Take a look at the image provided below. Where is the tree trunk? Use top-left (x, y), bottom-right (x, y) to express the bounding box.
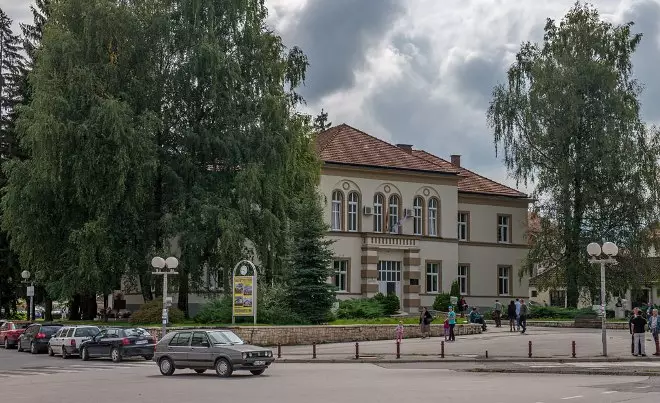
top-left (44, 297), bottom-right (53, 321)
top-left (81, 295), bottom-right (96, 320)
top-left (177, 269), bottom-right (189, 318)
top-left (103, 293), bottom-right (108, 322)
top-left (140, 272), bottom-right (153, 301)
top-left (70, 294), bottom-right (81, 320)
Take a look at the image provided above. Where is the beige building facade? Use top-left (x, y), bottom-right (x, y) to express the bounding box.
top-left (318, 124), bottom-right (532, 312)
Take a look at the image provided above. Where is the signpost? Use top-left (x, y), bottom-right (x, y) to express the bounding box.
top-left (232, 260), bottom-right (257, 325)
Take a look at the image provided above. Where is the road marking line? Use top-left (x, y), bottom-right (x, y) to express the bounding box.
top-left (561, 396), bottom-right (583, 400)
top-left (602, 391), bottom-right (616, 394)
top-left (635, 385), bottom-right (651, 389)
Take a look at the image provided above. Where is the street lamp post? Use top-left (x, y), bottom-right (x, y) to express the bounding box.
top-left (20, 271), bottom-right (34, 321)
top-left (151, 256), bottom-right (179, 339)
top-left (587, 241), bottom-right (619, 357)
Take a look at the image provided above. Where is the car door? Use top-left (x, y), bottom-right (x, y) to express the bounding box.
top-left (22, 325), bottom-right (37, 349)
top-left (189, 332), bottom-right (212, 368)
top-left (166, 331), bottom-right (192, 367)
top-left (50, 328), bottom-right (63, 349)
top-left (98, 329), bottom-right (120, 356)
top-left (87, 329), bottom-right (107, 355)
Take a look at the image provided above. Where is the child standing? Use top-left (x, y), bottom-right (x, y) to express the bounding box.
top-left (396, 321), bottom-right (404, 343)
top-left (443, 319), bottom-right (450, 341)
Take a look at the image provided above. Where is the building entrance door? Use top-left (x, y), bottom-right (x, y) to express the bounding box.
top-left (377, 261), bottom-right (402, 305)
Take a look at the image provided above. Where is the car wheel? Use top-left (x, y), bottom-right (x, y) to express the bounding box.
top-left (194, 369), bottom-right (206, 374)
top-left (81, 347), bottom-right (90, 361)
top-left (47, 346), bottom-right (54, 356)
top-left (159, 358), bottom-right (175, 376)
top-left (110, 347), bottom-right (122, 363)
top-left (30, 342), bottom-right (38, 355)
top-left (214, 358), bottom-right (233, 378)
top-left (61, 347), bottom-right (69, 359)
top-left (250, 369), bottom-right (266, 376)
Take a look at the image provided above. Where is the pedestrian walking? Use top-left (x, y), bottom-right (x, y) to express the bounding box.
top-left (447, 306), bottom-right (456, 342)
top-left (493, 299), bottom-right (502, 328)
top-left (507, 300), bottom-right (516, 332)
top-left (631, 309), bottom-right (647, 356)
top-left (519, 299), bottom-right (528, 334)
top-left (515, 298), bottom-right (521, 331)
top-left (419, 307), bottom-right (432, 339)
top-left (650, 309), bottom-right (659, 356)
top-left (395, 320), bottom-right (404, 343)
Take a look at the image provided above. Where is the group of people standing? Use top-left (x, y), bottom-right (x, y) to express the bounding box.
top-left (629, 307), bottom-right (660, 356)
top-left (492, 298), bottom-right (528, 334)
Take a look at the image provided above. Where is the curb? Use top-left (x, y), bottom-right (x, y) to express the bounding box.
top-left (275, 357), bottom-right (660, 364)
top-left (464, 368), bottom-right (660, 377)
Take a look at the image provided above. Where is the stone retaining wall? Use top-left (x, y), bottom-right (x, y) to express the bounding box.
top-left (145, 324), bottom-right (482, 346)
top-left (527, 321), bottom-right (629, 330)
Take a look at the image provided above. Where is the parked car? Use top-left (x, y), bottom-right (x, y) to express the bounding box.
top-left (79, 327), bottom-right (156, 362)
top-left (48, 325), bottom-right (100, 358)
top-left (153, 329), bottom-right (274, 377)
top-left (0, 321), bottom-right (31, 349)
top-left (17, 323), bottom-right (64, 354)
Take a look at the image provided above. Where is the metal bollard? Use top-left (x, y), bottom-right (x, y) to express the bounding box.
top-left (312, 342), bottom-right (317, 359)
top-left (277, 343), bottom-right (281, 358)
top-left (396, 341), bottom-right (400, 359)
top-left (528, 340), bottom-right (532, 358)
top-left (485, 350), bottom-right (489, 359)
top-left (441, 341), bottom-right (445, 358)
top-left (355, 342), bottom-right (360, 359)
top-left (572, 341), bottom-right (576, 358)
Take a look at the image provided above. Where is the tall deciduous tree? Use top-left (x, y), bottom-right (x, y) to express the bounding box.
top-left (0, 8), bottom-right (24, 318)
top-left (2, 0), bottom-right (158, 319)
top-left (487, 2), bottom-right (660, 307)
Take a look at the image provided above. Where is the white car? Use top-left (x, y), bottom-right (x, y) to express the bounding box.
top-left (48, 325), bottom-right (100, 358)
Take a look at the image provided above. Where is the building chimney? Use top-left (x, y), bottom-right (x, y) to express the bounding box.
top-left (396, 144), bottom-right (413, 154)
top-left (450, 154), bottom-right (461, 167)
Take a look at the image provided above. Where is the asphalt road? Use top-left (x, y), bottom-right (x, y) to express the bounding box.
top-left (2, 348), bottom-right (660, 402)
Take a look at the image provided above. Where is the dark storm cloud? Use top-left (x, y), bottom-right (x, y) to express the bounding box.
top-left (285, 0), bottom-right (405, 103)
top-left (623, 0), bottom-right (660, 123)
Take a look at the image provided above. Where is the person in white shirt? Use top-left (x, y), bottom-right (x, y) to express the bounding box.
top-left (651, 309), bottom-right (660, 356)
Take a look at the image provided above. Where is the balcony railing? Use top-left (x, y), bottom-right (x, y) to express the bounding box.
top-left (363, 234), bottom-right (417, 248)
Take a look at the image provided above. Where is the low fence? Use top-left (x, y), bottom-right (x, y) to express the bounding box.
top-left (144, 323), bottom-right (483, 346)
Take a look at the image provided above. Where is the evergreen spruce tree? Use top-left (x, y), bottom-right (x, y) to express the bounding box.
top-left (313, 109), bottom-right (331, 132)
top-left (288, 189), bottom-right (335, 324)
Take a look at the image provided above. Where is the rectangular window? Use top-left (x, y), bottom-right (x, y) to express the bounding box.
top-left (497, 214), bottom-right (511, 243)
top-left (413, 200), bottom-right (423, 235)
top-left (457, 212), bottom-right (469, 241)
top-left (377, 261), bottom-right (402, 282)
top-left (347, 193), bottom-right (359, 232)
top-left (498, 266), bottom-right (510, 296)
top-left (531, 290), bottom-right (538, 298)
top-left (374, 197), bottom-right (383, 233)
top-left (331, 200), bottom-right (342, 231)
top-left (458, 264), bottom-right (469, 295)
top-left (426, 262), bottom-right (439, 293)
top-left (333, 260), bottom-right (348, 292)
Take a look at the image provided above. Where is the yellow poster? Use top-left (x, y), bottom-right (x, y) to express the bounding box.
top-left (233, 276), bottom-right (254, 316)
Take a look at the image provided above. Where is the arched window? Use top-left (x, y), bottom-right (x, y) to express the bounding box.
top-left (428, 198), bottom-right (438, 236)
top-left (331, 190), bottom-right (343, 231)
top-left (347, 192), bottom-right (360, 232)
top-left (413, 196), bottom-right (423, 235)
top-left (388, 194), bottom-right (400, 234)
top-left (373, 194), bottom-right (384, 233)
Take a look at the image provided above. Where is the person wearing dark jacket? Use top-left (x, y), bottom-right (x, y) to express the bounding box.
top-left (631, 309), bottom-right (648, 357)
top-left (419, 307), bottom-right (433, 339)
top-left (507, 301), bottom-right (517, 332)
top-left (629, 307), bottom-right (639, 355)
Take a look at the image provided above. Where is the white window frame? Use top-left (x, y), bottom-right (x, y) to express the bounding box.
top-left (457, 212), bottom-right (468, 241)
top-left (426, 262), bottom-right (439, 293)
top-left (413, 197), bottom-right (423, 235)
top-left (347, 192), bottom-right (359, 232)
top-left (498, 266), bottom-right (510, 296)
top-left (497, 214), bottom-right (510, 243)
top-left (377, 260), bottom-right (402, 282)
top-left (373, 194), bottom-right (383, 233)
top-left (428, 198), bottom-right (438, 236)
top-left (458, 265), bottom-right (468, 295)
top-left (388, 195), bottom-right (399, 234)
top-left (333, 260), bottom-right (348, 292)
top-left (331, 191), bottom-right (343, 231)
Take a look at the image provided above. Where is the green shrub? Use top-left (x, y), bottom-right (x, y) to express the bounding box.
top-left (130, 299), bottom-right (185, 324)
top-left (258, 283), bottom-right (307, 325)
top-left (373, 293), bottom-right (400, 315)
top-left (194, 296), bottom-right (233, 324)
top-left (336, 299), bottom-right (384, 319)
top-left (450, 280), bottom-right (460, 298)
top-left (433, 293), bottom-right (451, 312)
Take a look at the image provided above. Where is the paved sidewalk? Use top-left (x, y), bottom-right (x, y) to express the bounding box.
top-left (272, 325), bottom-right (660, 362)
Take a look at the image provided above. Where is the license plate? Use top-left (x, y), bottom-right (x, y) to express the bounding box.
top-left (136, 340), bottom-right (148, 345)
top-left (254, 361), bottom-right (265, 366)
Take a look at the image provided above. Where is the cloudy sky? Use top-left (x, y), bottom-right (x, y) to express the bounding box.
top-left (3, 0), bottom-right (660, 194)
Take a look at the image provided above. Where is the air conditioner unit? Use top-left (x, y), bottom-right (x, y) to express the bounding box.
top-left (363, 206), bottom-right (373, 215)
top-left (404, 208), bottom-right (414, 217)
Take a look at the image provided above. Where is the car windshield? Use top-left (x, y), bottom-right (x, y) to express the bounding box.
top-left (123, 328), bottom-right (151, 337)
top-left (41, 326), bottom-right (62, 335)
top-left (207, 330), bottom-right (244, 345)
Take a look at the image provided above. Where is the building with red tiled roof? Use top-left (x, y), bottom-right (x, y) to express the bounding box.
top-left (316, 124), bottom-right (532, 311)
